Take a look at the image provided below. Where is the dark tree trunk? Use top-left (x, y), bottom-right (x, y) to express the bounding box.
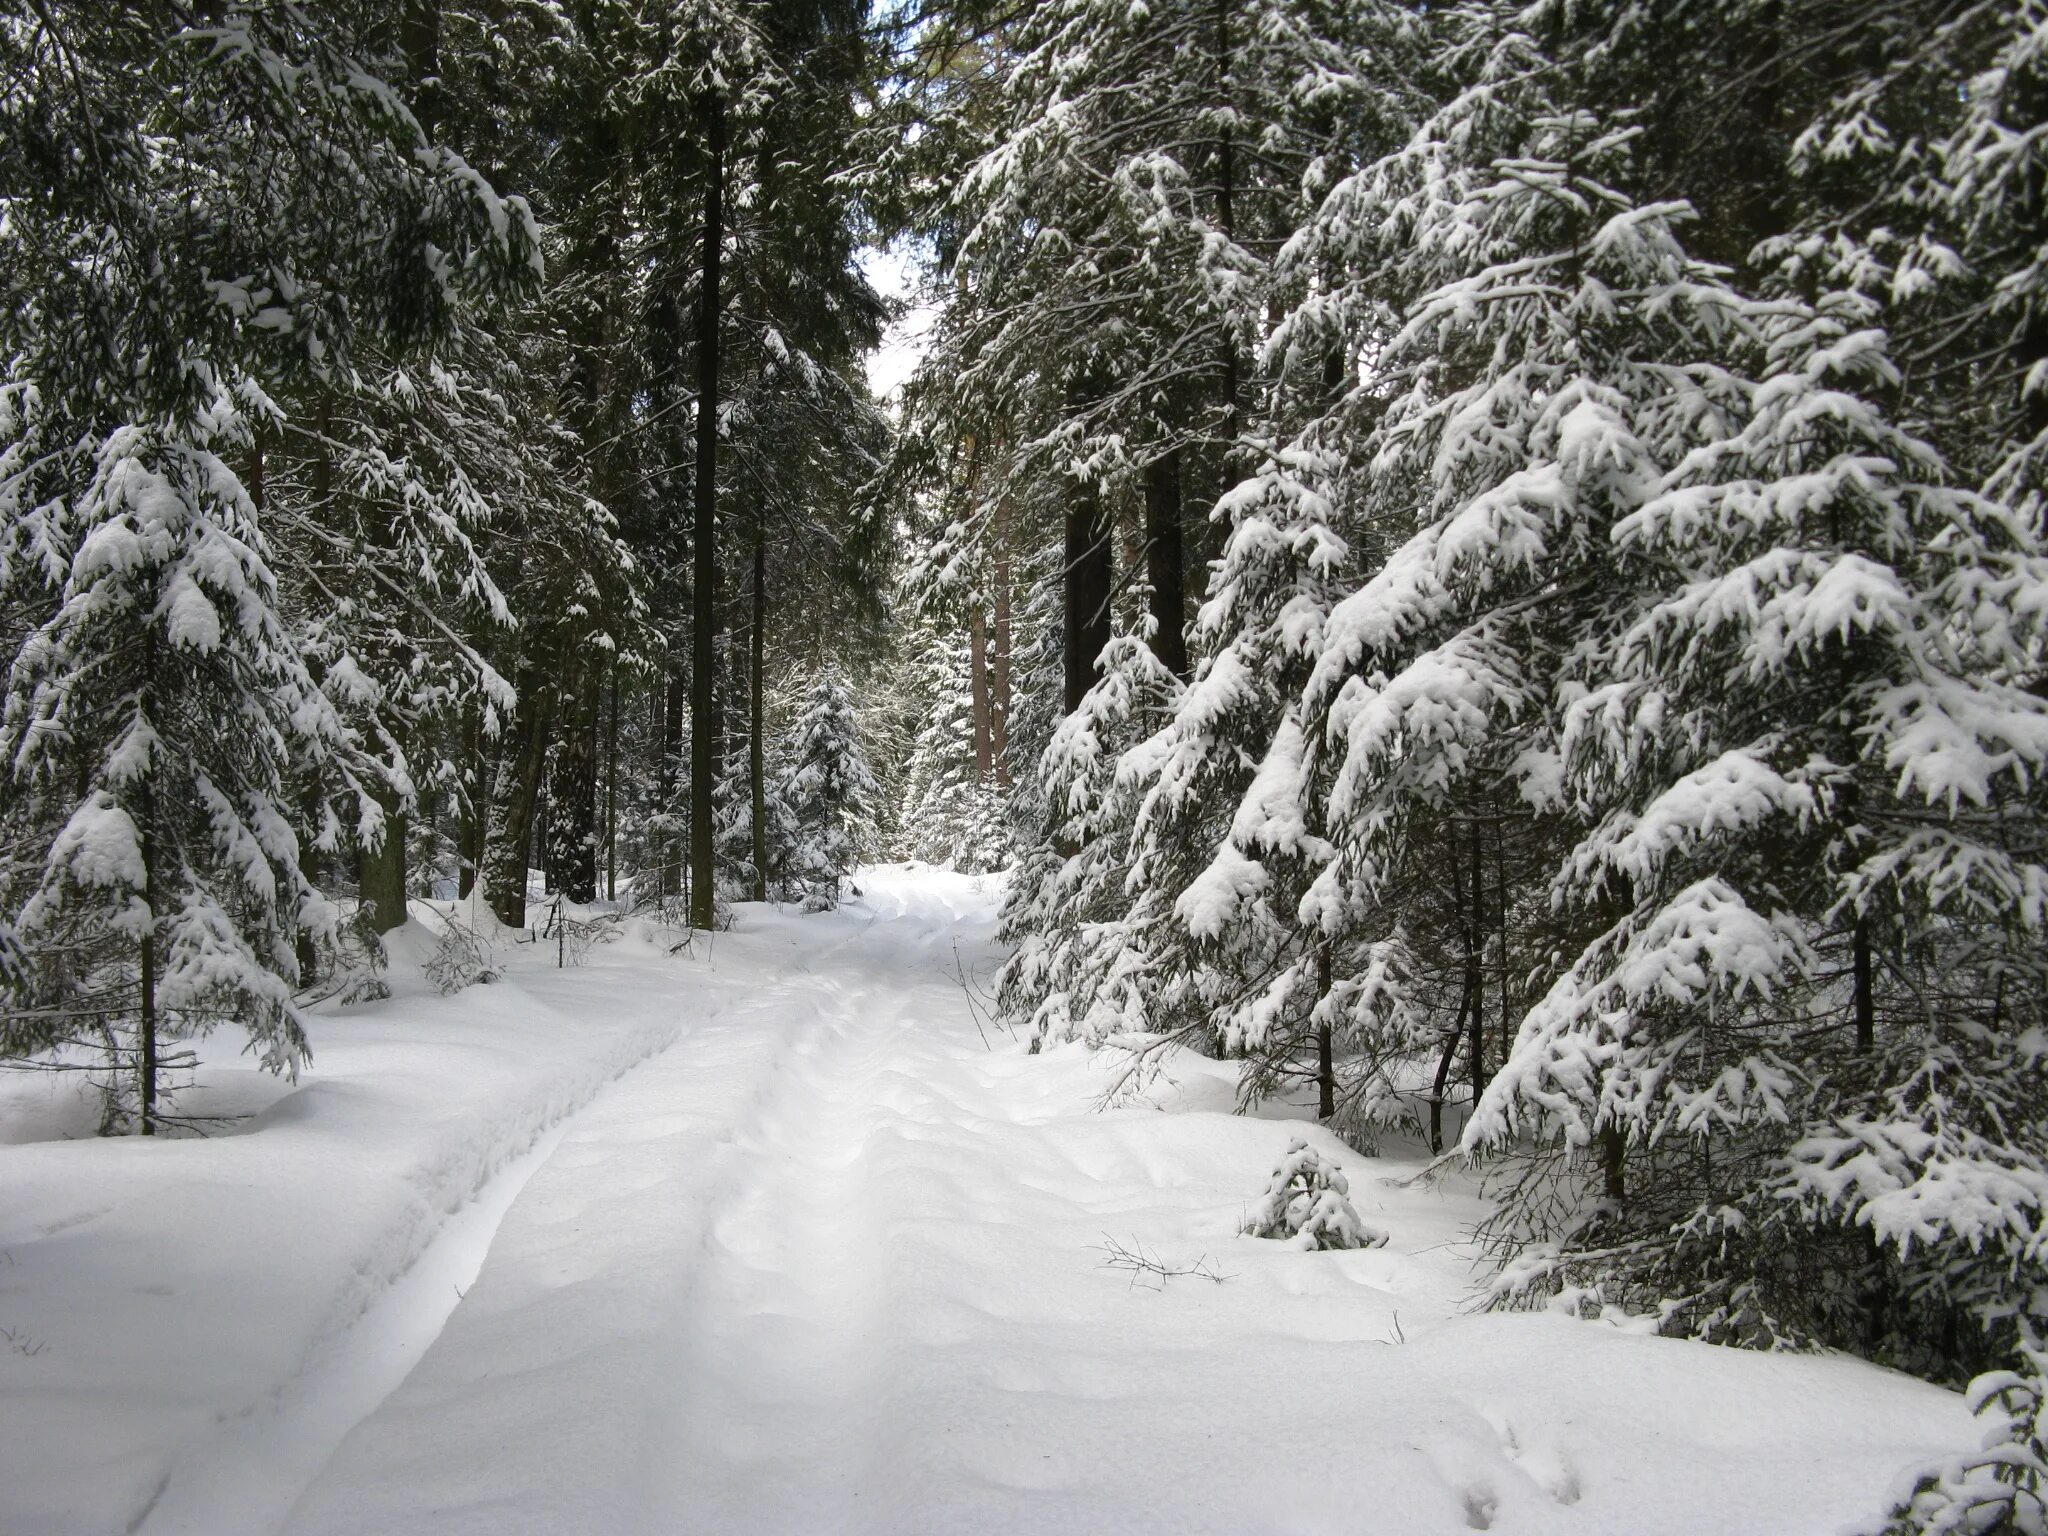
top-left (1208, 0), bottom-right (1241, 569)
top-left (358, 785), bottom-right (409, 936)
top-left (546, 692), bottom-right (599, 902)
top-left (1852, 917), bottom-right (1875, 1053)
top-left (1428, 1002), bottom-right (1462, 1157)
top-left (484, 669), bottom-right (553, 928)
top-left (1142, 448), bottom-right (1189, 679)
top-left (1466, 819), bottom-right (1485, 1100)
top-left (137, 774), bottom-right (158, 1137)
top-left (968, 603), bottom-right (993, 782)
top-left (750, 534), bottom-right (768, 902)
top-left (457, 696), bottom-right (482, 900)
top-left (992, 515), bottom-right (1013, 786)
top-left (689, 94), bottom-right (726, 933)
top-left (1062, 476), bottom-right (1113, 715)
top-left (1315, 944), bottom-right (1335, 1122)
top-left (605, 666), bottom-right (619, 902)
top-left (1600, 1126), bottom-right (1627, 1202)
top-left (297, 783), bottom-right (322, 983)
top-left (660, 669), bottom-right (685, 900)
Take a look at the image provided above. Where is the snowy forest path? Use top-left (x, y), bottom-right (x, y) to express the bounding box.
top-left (274, 869), bottom-right (1009, 1536)
top-left (256, 866), bottom-right (1967, 1536)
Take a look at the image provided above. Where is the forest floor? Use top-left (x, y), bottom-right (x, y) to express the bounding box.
top-left (1, 866), bottom-right (1972, 1536)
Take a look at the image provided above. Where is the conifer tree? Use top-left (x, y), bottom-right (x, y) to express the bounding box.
top-left (0, 0), bottom-right (537, 1127)
top-left (779, 668), bottom-right (880, 911)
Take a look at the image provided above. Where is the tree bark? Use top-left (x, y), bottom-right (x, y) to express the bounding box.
top-left (358, 783), bottom-right (409, 936)
top-left (137, 773), bottom-right (158, 1137)
top-left (483, 669), bottom-right (553, 928)
top-left (1063, 475), bottom-right (1113, 715)
top-left (1852, 917), bottom-right (1875, 1053)
top-left (992, 512), bottom-right (1013, 786)
top-left (660, 669), bottom-right (685, 901)
top-left (1428, 1003), bottom-right (1462, 1156)
top-left (750, 533), bottom-right (768, 902)
top-left (1208, 0), bottom-right (1241, 569)
top-left (1143, 448), bottom-right (1189, 679)
top-left (297, 783), bottom-right (323, 982)
top-left (1315, 943), bottom-right (1335, 1122)
top-left (689, 93), bottom-right (726, 932)
top-left (1466, 818), bottom-right (1485, 1099)
top-left (605, 664), bottom-right (619, 903)
top-left (968, 602), bottom-right (993, 782)
top-left (457, 696), bottom-right (481, 899)
top-left (1599, 1126), bottom-right (1627, 1202)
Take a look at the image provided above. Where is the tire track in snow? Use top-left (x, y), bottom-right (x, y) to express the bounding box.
top-left (275, 903), bottom-right (930, 1536)
top-left (645, 965), bottom-right (900, 1533)
top-left (131, 964), bottom-right (715, 1536)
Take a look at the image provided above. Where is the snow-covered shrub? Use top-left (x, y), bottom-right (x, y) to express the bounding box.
top-left (1872, 1336), bottom-right (2047, 1536)
top-left (1241, 1139), bottom-right (1389, 1252)
top-left (424, 914), bottom-right (500, 995)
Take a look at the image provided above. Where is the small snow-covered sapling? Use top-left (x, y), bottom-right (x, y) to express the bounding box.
top-left (1241, 1139), bottom-right (1389, 1252)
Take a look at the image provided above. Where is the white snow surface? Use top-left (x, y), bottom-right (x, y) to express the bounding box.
top-left (1, 866), bottom-right (1970, 1535)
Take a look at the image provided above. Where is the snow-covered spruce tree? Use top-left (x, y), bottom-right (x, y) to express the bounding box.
top-left (1468, 284), bottom-right (2047, 1366)
top-left (265, 336), bottom-right (528, 938)
top-left (1405, 14), bottom-right (2048, 1372)
top-left (1872, 1329), bottom-right (2047, 1536)
top-left (0, 3), bottom-right (537, 1130)
top-left (1179, 12), bottom-right (1699, 1154)
top-left (927, 0), bottom-right (1399, 1045)
top-left (778, 669), bottom-right (880, 912)
top-left (997, 635), bottom-right (1185, 1047)
top-left (1082, 0), bottom-right (1431, 1108)
top-left (1110, 408), bottom-right (1394, 1114)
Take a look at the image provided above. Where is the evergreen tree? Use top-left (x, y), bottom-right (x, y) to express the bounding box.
top-left (0, 1), bottom-right (537, 1129)
top-left (779, 668), bottom-right (880, 911)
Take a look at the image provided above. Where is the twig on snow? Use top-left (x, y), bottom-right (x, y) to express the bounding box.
top-left (1094, 1233), bottom-right (1233, 1290)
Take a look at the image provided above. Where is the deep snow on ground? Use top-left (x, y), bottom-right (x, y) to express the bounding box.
top-left (1, 866), bottom-right (1970, 1536)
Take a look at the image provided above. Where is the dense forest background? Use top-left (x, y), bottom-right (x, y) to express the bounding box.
top-left (4, 3), bottom-right (2047, 1528)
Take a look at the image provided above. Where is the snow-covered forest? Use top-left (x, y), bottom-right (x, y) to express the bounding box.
top-left (3, 1), bottom-right (2046, 1532)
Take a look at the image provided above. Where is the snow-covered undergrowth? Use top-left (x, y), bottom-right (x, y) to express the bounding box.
top-left (2, 868), bottom-right (1974, 1535)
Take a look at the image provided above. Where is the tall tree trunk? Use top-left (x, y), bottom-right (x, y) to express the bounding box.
top-left (750, 533), bottom-right (768, 902)
top-left (546, 693), bottom-right (599, 902)
top-left (1315, 943), bottom-right (1335, 1122)
top-left (689, 94), bottom-right (726, 932)
top-left (1208, 0), bottom-right (1241, 569)
top-left (992, 510), bottom-right (1013, 786)
top-left (297, 783), bottom-right (322, 983)
top-left (1063, 475), bottom-right (1113, 715)
top-left (1852, 917), bottom-right (1875, 1054)
top-left (358, 783), bottom-right (409, 936)
top-left (1428, 997), bottom-right (1463, 1157)
top-left (1466, 818), bottom-right (1485, 1100)
top-left (606, 665), bottom-right (619, 903)
top-left (1142, 448), bottom-right (1189, 679)
top-left (1599, 1126), bottom-right (1627, 1202)
top-left (137, 771), bottom-right (158, 1137)
top-left (458, 696), bottom-right (482, 899)
top-left (402, 0), bottom-right (442, 140)
top-left (968, 603), bottom-right (993, 783)
top-left (660, 670), bottom-right (685, 901)
top-left (483, 669), bottom-right (553, 927)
